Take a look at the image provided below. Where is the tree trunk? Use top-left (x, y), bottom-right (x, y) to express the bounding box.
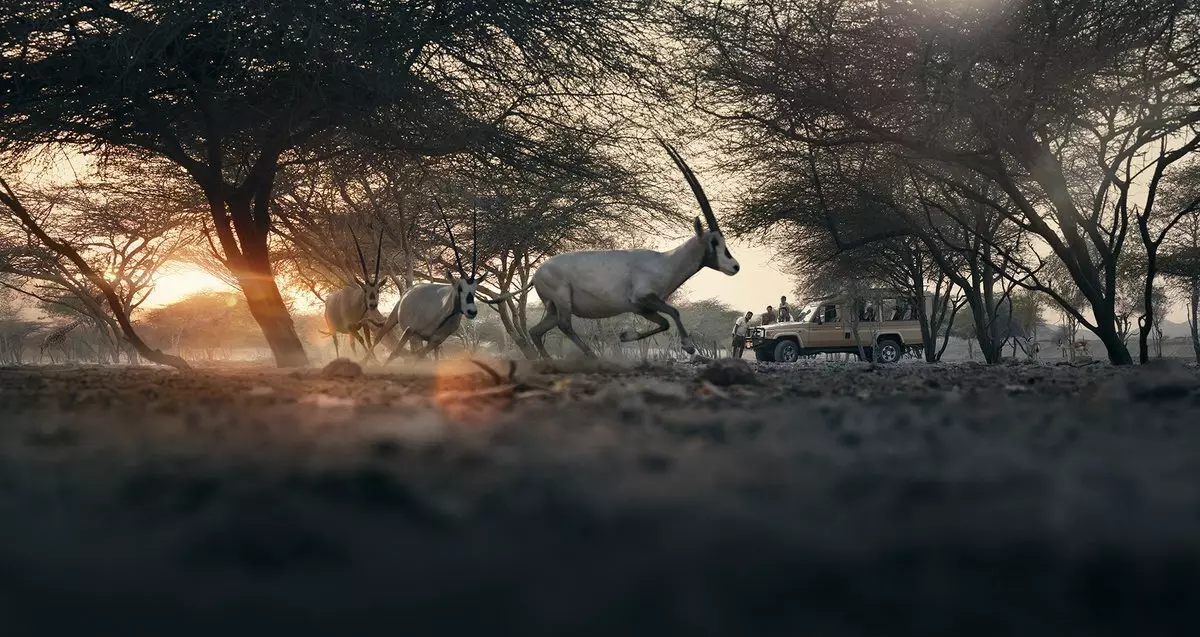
top-left (238, 248), bottom-right (309, 367)
top-left (219, 197), bottom-right (309, 368)
top-left (1093, 305), bottom-right (1135, 365)
top-left (495, 301), bottom-right (538, 359)
top-left (1190, 276), bottom-right (1200, 364)
top-left (1138, 255), bottom-right (1158, 364)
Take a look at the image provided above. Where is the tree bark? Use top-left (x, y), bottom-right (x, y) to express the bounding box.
top-left (1093, 305), bottom-right (1135, 365)
top-left (1138, 249), bottom-right (1159, 364)
top-left (1190, 276), bottom-right (1200, 364)
top-left (214, 195), bottom-right (309, 368)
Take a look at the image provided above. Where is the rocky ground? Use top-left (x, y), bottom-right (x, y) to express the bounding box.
top-left (1, 358), bottom-right (1199, 637)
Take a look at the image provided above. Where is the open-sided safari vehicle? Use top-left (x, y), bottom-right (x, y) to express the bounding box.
top-left (747, 291), bottom-right (925, 363)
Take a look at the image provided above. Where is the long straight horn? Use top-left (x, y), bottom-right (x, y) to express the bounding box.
top-left (348, 224), bottom-right (369, 281)
top-left (658, 138), bottom-right (719, 232)
top-left (373, 230), bottom-right (383, 284)
top-left (434, 199), bottom-right (466, 276)
top-left (471, 204), bottom-right (478, 279)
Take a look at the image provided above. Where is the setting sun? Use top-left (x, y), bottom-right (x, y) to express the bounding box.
top-left (141, 267), bottom-right (233, 308)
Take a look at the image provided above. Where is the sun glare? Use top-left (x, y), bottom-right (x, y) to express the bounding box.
top-left (142, 268), bottom-right (233, 308)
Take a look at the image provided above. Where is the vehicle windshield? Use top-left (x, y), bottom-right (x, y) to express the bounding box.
top-left (795, 301), bottom-right (820, 323)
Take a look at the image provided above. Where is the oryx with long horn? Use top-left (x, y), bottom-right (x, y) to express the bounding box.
top-left (529, 139), bottom-right (739, 358)
top-left (322, 226), bottom-right (388, 361)
top-left (372, 201), bottom-right (522, 363)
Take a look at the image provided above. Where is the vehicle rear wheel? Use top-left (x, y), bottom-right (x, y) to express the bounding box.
top-left (875, 339), bottom-right (902, 364)
top-left (773, 339), bottom-right (801, 363)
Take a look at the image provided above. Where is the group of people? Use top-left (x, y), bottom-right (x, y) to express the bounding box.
top-left (729, 295), bottom-right (794, 358)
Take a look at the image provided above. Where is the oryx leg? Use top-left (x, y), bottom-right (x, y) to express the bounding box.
top-left (384, 328), bottom-right (419, 364)
top-left (410, 337), bottom-right (446, 360)
top-left (619, 310), bottom-right (671, 343)
top-left (557, 318), bottom-right (596, 359)
top-left (361, 327), bottom-right (381, 364)
top-left (548, 292), bottom-right (596, 358)
top-left (529, 304), bottom-right (560, 359)
top-left (637, 294), bottom-right (694, 354)
top-left (350, 328), bottom-right (374, 363)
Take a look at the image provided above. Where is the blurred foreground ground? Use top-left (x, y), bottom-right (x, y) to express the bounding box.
top-left (1, 359), bottom-right (1199, 636)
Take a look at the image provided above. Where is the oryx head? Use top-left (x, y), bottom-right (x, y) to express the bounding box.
top-left (660, 139), bottom-right (740, 276)
top-left (348, 225), bottom-right (387, 314)
top-left (435, 200), bottom-right (484, 320)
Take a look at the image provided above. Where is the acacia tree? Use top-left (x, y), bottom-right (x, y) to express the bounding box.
top-left (0, 0), bottom-right (660, 367)
top-left (1, 162), bottom-right (197, 355)
top-left (734, 148), bottom-right (1025, 363)
top-left (1158, 162), bottom-right (1200, 362)
top-left (0, 169), bottom-right (192, 368)
top-left (681, 0), bottom-right (1200, 364)
top-left (1160, 224), bottom-right (1200, 362)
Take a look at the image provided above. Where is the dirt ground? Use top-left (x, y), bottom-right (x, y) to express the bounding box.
top-left (1, 358), bottom-right (1199, 636)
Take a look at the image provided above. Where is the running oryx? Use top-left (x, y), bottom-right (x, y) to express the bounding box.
top-left (529, 139), bottom-right (739, 358)
top-left (372, 201), bottom-right (524, 363)
top-left (323, 227), bottom-right (388, 361)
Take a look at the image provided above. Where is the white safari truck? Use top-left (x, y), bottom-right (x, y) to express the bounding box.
top-left (746, 292), bottom-right (926, 363)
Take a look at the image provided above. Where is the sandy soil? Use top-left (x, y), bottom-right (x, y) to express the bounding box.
top-left (1, 358), bottom-right (1199, 636)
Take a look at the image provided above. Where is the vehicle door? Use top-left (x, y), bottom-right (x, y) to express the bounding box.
top-left (809, 302), bottom-right (846, 347)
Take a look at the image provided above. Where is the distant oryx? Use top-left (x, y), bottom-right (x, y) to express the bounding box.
top-left (323, 227), bottom-right (388, 361)
top-left (371, 201), bottom-right (521, 363)
top-left (529, 139), bottom-right (739, 358)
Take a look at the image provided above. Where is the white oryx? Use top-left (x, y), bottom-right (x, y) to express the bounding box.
top-left (372, 202), bottom-right (520, 363)
top-left (529, 139), bottom-right (739, 358)
top-left (323, 227), bottom-right (388, 361)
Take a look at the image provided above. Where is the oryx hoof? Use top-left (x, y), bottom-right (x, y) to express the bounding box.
top-left (619, 329), bottom-right (638, 342)
top-left (681, 341), bottom-right (696, 355)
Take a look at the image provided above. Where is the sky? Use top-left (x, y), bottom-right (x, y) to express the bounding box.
top-left (144, 234), bottom-right (795, 311)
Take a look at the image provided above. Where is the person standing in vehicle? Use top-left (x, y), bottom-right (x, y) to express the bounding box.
top-left (731, 311), bottom-right (753, 359)
top-left (778, 296), bottom-right (792, 322)
top-left (763, 305), bottom-right (777, 325)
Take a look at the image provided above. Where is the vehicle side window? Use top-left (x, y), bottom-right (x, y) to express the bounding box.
top-left (823, 305), bottom-right (839, 323)
top-left (881, 298), bottom-right (897, 321)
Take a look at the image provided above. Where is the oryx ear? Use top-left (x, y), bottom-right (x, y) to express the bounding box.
top-left (694, 217), bottom-right (704, 237)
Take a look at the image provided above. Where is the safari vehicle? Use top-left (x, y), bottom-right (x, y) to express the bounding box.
top-left (746, 291), bottom-right (925, 363)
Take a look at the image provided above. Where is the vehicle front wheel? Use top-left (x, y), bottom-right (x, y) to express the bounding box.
top-left (875, 339), bottom-right (902, 364)
top-left (773, 339), bottom-right (801, 362)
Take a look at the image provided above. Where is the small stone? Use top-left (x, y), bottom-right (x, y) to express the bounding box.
top-left (698, 358), bottom-right (757, 387)
top-left (321, 358), bottom-right (363, 379)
